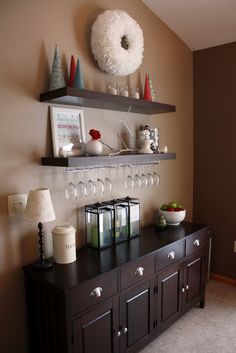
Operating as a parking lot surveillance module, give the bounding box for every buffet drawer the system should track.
[156,240,185,271]
[71,270,118,316]
[186,229,209,257]
[120,253,155,291]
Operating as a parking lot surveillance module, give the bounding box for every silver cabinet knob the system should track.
[90,287,103,297]
[185,285,189,290]
[168,251,175,260]
[135,267,144,276]
[123,327,128,334]
[117,331,121,337]
[194,239,200,246]
[181,287,185,293]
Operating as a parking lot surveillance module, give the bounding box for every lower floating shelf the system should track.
[41,152,176,168]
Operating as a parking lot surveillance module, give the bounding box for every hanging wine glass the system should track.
[124,165,134,190]
[65,181,76,200]
[85,169,96,198]
[152,164,160,187]
[95,168,105,195]
[104,167,113,194]
[96,178,105,195]
[76,180,87,198]
[152,173,160,187]
[86,179,96,197]
[65,171,77,200]
[104,177,112,194]
[146,164,154,188]
[74,169,86,199]
[140,164,148,188]
[133,165,141,189]
[125,175,134,189]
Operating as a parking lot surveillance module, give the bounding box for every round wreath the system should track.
[91,9,144,76]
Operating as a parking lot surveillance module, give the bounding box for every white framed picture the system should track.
[50,106,86,157]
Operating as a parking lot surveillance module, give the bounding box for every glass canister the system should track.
[85,202,113,249]
[104,199,129,244]
[117,197,140,238]
[52,224,76,264]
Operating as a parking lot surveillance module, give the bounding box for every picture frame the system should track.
[50,106,86,157]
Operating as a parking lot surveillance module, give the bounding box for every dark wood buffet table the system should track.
[23,222,210,353]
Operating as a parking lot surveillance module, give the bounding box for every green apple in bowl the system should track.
[168,201,178,209]
[160,204,168,211]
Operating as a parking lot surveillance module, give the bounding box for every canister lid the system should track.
[52,223,75,235]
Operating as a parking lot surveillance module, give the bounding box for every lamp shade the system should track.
[24,188,56,223]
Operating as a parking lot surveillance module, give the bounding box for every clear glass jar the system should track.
[103,200,129,244]
[117,197,140,238]
[85,203,113,249]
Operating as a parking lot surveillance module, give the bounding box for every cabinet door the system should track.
[119,278,155,353]
[183,248,207,311]
[73,297,119,353]
[157,262,183,332]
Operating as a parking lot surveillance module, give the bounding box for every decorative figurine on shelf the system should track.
[138,126,153,154]
[119,85,129,97]
[130,87,140,99]
[74,58,84,89]
[149,127,160,153]
[138,125,160,154]
[85,129,103,155]
[58,143,83,158]
[68,55,76,87]
[148,73,156,101]
[49,44,66,91]
[143,73,152,101]
[159,145,168,153]
[107,82,118,95]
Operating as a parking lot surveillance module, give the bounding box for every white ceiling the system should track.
[143,0,236,51]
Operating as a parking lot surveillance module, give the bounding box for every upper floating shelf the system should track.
[42,152,176,168]
[40,87,176,115]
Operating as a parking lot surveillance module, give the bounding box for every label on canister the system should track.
[52,224,76,264]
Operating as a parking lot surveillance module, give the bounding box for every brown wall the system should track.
[193,42,236,280]
[1,1,193,351]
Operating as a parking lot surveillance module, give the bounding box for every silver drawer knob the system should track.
[185,285,189,290]
[194,239,200,246]
[123,327,128,334]
[90,287,103,297]
[181,287,185,293]
[135,267,144,276]
[168,251,175,259]
[117,330,121,337]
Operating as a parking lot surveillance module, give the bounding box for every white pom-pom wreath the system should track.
[91,10,144,76]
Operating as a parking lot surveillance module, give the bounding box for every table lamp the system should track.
[24,188,56,269]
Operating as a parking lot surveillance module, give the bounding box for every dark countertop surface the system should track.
[23,222,208,289]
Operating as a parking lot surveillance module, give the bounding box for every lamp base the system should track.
[33,222,53,270]
[33,259,53,270]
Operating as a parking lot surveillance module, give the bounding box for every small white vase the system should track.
[138,139,153,154]
[85,139,103,155]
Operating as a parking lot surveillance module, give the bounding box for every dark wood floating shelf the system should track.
[42,152,176,168]
[40,87,176,115]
